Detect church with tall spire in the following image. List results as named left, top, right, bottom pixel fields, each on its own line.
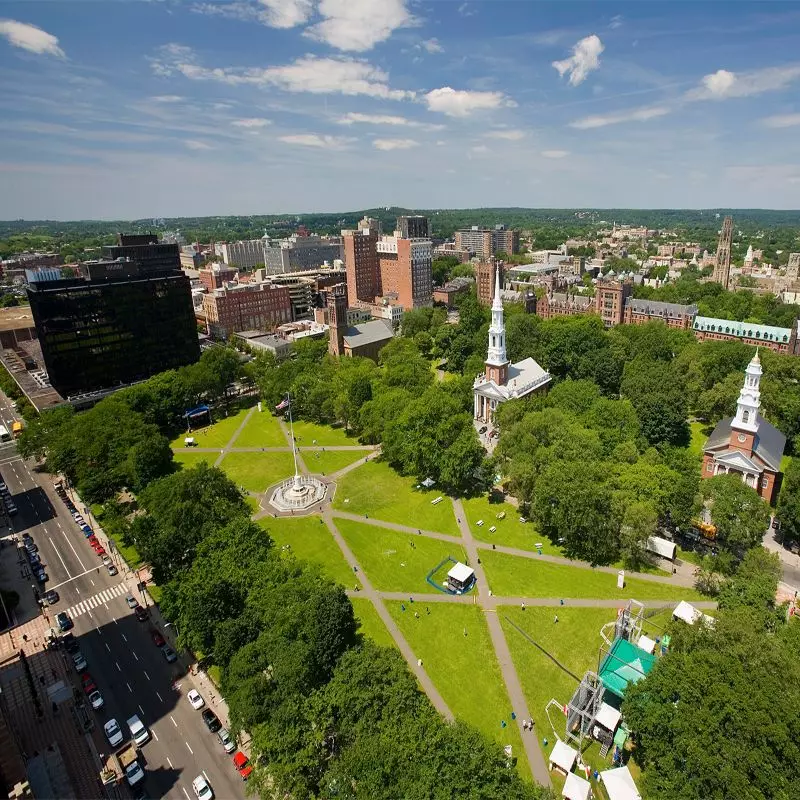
left=701, top=351, right=786, bottom=503
left=473, top=267, right=552, bottom=424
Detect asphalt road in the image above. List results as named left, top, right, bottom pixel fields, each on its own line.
left=0, top=438, right=246, bottom=799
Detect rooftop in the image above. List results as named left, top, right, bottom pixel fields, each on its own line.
left=0, top=307, right=34, bottom=332
left=693, top=315, right=794, bottom=344
left=343, top=319, right=393, bottom=349
left=626, top=298, right=698, bottom=317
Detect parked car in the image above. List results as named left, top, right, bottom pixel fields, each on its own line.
left=28, top=552, right=41, bottom=567
left=134, top=606, right=148, bottom=622
left=192, top=774, right=214, bottom=800
left=125, top=595, right=139, bottom=609
left=125, top=760, right=145, bottom=787
left=202, top=709, right=222, bottom=733
left=87, top=535, right=98, bottom=546
left=106, top=563, right=118, bottom=576
left=56, top=611, right=73, bottom=632
left=233, top=752, right=252, bottom=780
left=24, top=540, right=37, bottom=553
left=188, top=690, right=205, bottom=710
left=72, top=651, right=87, bottom=672
left=62, top=633, right=79, bottom=654
left=88, top=689, right=104, bottom=710
left=44, top=590, right=59, bottom=605
left=151, top=630, right=165, bottom=647
left=102, top=555, right=113, bottom=568
left=104, top=718, right=124, bottom=747
left=162, top=646, right=177, bottom=663
left=81, top=673, right=97, bottom=694
left=217, top=728, right=236, bottom=753
left=33, top=569, right=48, bottom=583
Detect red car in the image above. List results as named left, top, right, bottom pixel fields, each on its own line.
left=150, top=629, right=165, bottom=647
left=93, top=545, right=106, bottom=557
left=233, top=751, right=252, bottom=780
left=81, top=673, right=96, bottom=694
left=87, top=535, right=98, bottom=546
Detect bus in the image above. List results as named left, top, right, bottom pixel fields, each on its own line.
left=0, top=426, right=10, bottom=442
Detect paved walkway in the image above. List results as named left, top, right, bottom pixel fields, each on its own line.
left=213, top=407, right=255, bottom=468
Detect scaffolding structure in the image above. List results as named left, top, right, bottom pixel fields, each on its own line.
left=563, top=670, right=605, bottom=750
left=601, top=599, right=645, bottom=648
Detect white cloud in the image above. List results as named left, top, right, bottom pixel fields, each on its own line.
left=471, top=145, right=489, bottom=154
left=686, top=65, right=800, bottom=100
left=337, top=112, right=443, bottom=130
left=541, top=150, right=569, bottom=159
left=279, top=133, right=353, bottom=149
left=458, top=3, right=477, bottom=17
left=420, top=38, right=443, bottom=54
left=609, top=15, right=623, bottom=29
left=152, top=48, right=413, bottom=101
left=552, top=34, right=603, bottom=86
left=762, top=112, right=800, bottom=128
left=0, top=19, right=65, bottom=58
left=150, top=95, right=184, bottom=103
left=373, top=138, right=419, bottom=151
left=425, top=87, right=516, bottom=117
left=258, top=0, right=313, bottom=28
left=185, top=140, right=213, bottom=150
left=305, top=0, right=416, bottom=52
left=231, top=117, right=271, bottom=128
left=569, top=105, right=670, bottom=129
left=485, top=129, right=525, bottom=140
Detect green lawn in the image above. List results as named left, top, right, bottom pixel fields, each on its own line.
left=688, top=420, right=712, bottom=459
left=335, top=518, right=468, bottom=594
left=244, top=495, right=261, bottom=515
left=108, top=529, right=143, bottom=570
left=290, top=420, right=358, bottom=447
left=333, top=460, right=460, bottom=536
left=387, top=602, right=531, bottom=782
left=677, top=546, right=704, bottom=568
left=500, top=606, right=625, bottom=791
left=219, top=451, right=296, bottom=493
left=173, top=451, right=214, bottom=470
left=350, top=597, right=395, bottom=649
left=303, top=448, right=371, bottom=476
left=232, top=410, right=287, bottom=448
left=480, top=550, right=704, bottom=601
left=462, top=495, right=562, bottom=555
left=169, top=407, right=251, bottom=450
left=257, top=516, right=359, bottom=588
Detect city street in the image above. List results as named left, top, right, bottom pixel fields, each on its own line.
left=0, top=435, right=247, bottom=800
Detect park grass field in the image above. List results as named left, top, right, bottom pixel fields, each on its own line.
left=688, top=420, right=713, bottom=459
left=499, top=606, right=628, bottom=792
left=386, top=601, right=531, bottom=782
left=257, top=515, right=358, bottom=587
left=244, top=495, right=260, bottom=514
left=333, top=460, right=460, bottom=536
left=462, top=495, right=562, bottom=555
left=219, top=451, right=296, bottom=493
left=480, top=550, right=704, bottom=601
left=334, top=518, right=467, bottom=594
left=350, top=596, right=395, bottom=649
left=169, top=407, right=251, bottom=450
left=231, top=410, right=287, bottom=448
left=303, top=448, right=371, bottom=476
left=173, top=451, right=214, bottom=470
left=290, top=420, right=358, bottom=447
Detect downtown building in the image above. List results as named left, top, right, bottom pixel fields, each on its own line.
left=454, top=225, right=520, bottom=259
left=217, top=234, right=343, bottom=274
left=27, top=234, right=199, bottom=399
left=343, top=216, right=433, bottom=310
left=202, top=283, right=292, bottom=339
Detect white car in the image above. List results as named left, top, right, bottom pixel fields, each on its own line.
left=125, top=595, right=139, bottom=609
left=187, top=689, right=205, bottom=710
left=217, top=727, right=236, bottom=753
left=192, top=775, right=214, bottom=800
left=88, top=690, right=104, bottom=710
left=125, top=761, right=145, bottom=786
left=104, top=718, right=123, bottom=747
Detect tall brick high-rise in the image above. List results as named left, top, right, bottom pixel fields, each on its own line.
left=476, top=259, right=504, bottom=306
left=343, top=227, right=380, bottom=305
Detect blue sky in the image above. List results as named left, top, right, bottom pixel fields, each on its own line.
left=1, top=0, right=799, bottom=219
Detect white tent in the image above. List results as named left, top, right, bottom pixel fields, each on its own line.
left=562, top=771, right=592, bottom=800
left=600, top=765, right=641, bottom=800
left=646, top=535, right=676, bottom=560
left=637, top=634, right=656, bottom=654
left=548, top=739, right=578, bottom=776
left=673, top=600, right=715, bottom=628
left=447, top=562, right=474, bottom=584
left=594, top=702, right=622, bottom=733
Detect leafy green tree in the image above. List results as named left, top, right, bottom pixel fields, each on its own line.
left=358, top=388, right=412, bottom=444
left=126, top=433, right=174, bottom=491
left=623, top=610, right=800, bottom=800
left=545, top=378, right=601, bottom=416
left=619, top=501, right=658, bottom=570
left=717, top=547, right=783, bottom=627
left=378, top=338, right=434, bottom=393
left=695, top=371, right=741, bottom=424
left=700, top=474, right=770, bottom=552
left=776, top=457, right=800, bottom=544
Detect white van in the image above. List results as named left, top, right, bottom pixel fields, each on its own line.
left=127, top=714, right=150, bottom=746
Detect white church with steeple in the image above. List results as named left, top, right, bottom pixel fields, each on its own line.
left=473, top=267, right=552, bottom=424
left=701, top=351, right=786, bottom=503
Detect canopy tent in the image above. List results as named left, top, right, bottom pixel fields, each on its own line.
left=600, top=765, right=641, bottom=800
left=562, top=771, right=592, bottom=800
left=646, top=535, right=676, bottom=560
left=673, top=600, right=715, bottom=628
left=598, top=638, right=656, bottom=700
left=636, top=634, right=657, bottom=655
left=446, top=562, right=475, bottom=593
left=594, top=702, right=622, bottom=733
left=421, top=477, right=436, bottom=489
left=548, top=739, right=578, bottom=776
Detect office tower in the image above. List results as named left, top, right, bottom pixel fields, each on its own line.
left=454, top=224, right=519, bottom=258
left=397, top=215, right=429, bottom=240
left=27, top=234, right=199, bottom=398
left=476, top=259, right=503, bottom=306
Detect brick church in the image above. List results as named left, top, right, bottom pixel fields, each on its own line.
left=701, top=351, right=785, bottom=503
left=473, top=267, right=551, bottom=424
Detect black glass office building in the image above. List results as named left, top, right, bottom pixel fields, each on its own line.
left=27, top=235, right=200, bottom=398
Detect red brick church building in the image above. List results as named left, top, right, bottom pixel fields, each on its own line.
left=701, top=352, right=785, bottom=503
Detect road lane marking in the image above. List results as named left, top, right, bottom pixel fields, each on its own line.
left=166, top=756, right=173, bottom=767
left=126, top=682, right=133, bottom=693
left=58, top=527, right=87, bottom=571
left=121, top=633, right=127, bottom=642
left=115, top=662, right=121, bottom=672
left=182, top=787, right=190, bottom=800
left=138, top=704, right=145, bottom=716
left=48, top=566, right=103, bottom=591
left=185, top=742, right=193, bottom=755
left=203, top=771, right=209, bottom=782
left=89, top=578, right=95, bottom=586
left=104, top=603, right=108, bottom=611
left=132, top=651, right=139, bottom=661
left=143, top=671, right=150, bottom=681
left=152, top=729, right=159, bottom=742
left=170, top=715, right=177, bottom=727
left=155, top=691, right=163, bottom=702
left=105, top=643, right=110, bottom=652
left=48, top=536, right=72, bottom=578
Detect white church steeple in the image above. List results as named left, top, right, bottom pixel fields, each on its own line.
left=731, top=350, right=762, bottom=434
left=486, top=264, right=507, bottom=367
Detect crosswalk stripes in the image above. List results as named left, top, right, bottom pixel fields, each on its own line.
left=66, top=583, right=128, bottom=619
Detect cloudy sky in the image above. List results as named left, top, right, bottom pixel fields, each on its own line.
left=1, top=0, right=799, bottom=219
